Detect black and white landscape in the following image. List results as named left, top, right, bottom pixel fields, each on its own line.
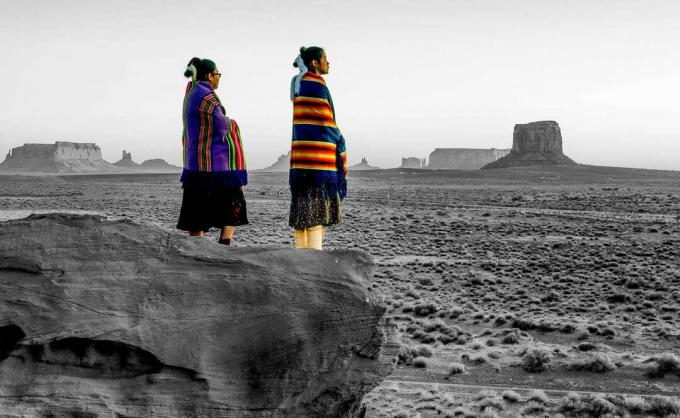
left=1, top=0, right=680, bottom=417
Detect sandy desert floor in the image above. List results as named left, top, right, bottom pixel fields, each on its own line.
left=1, top=165, right=679, bottom=417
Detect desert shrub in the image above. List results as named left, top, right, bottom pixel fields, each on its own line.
left=485, top=338, right=499, bottom=347
left=512, top=318, right=536, bottom=331
left=447, top=362, right=466, bottom=375
left=522, top=347, right=551, bottom=372
left=560, top=323, right=576, bottom=333
left=477, top=396, right=504, bottom=411
left=591, top=396, right=618, bottom=416
left=402, top=303, right=414, bottom=313
left=647, top=395, right=680, bottom=416
left=557, top=392, right=583, bottom=413
left=487, top=350, right=501, bottom=360
left=416, top=345, right=433, bottom=358
left=501, top=390, right=522, bottom=403
left=526, top=389, right=550, bottom=404
left=501, top=332, right=520, bottom=345
left=519, top=401, right=546, bottom=415
left=414, top=302, right=439, bottom=316
left=646, top=352, right=680, bottom=378
left=471, top=341, right=484, bottom=350
left=438, top=334, right=456, bottom=344
left=392, top=409, right=410, bottom=418
left=413, top=356, right=428, bottom=368
left=577, top=342, right=598, bottom=351
left=623, top=395, right=647, bottom=414
left=451, top=406, right=474, bottom=417
left=479, top=407, right=500, bottom=418
left=571, top=353, right=617, bottom=373
left=397, top=344, right=417, bottom=365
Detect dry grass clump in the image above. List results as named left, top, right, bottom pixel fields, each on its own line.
left=413, top=356, right=428, bottom=368
left=521, top=347, right=551, bottom=372
left=398, top=344, right=433, bottom=365
left=526, top=389, right=550, bottom=404
left=557, top=392, right=618, bottom=416
left=569, top=353, right=617, bottom=373
left=647, top=395, right=680, bottom=416
left=519, top=401, right=546, bottom=415
left=645, top=352, right=680, bottom=378
left=414, top=302, right=439, bottom=316
left=447, top=362, right=466, bottom=375
left=622, top=395, right=646, bottom=414
left=500, top=390, right=522, bottom=403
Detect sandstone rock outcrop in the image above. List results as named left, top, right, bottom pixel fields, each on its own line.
left=0, top=214, right=397, bottom=417
left=427, top=148, right=510, bottom=170
left=482, top=121, right=576, bottom=169
left=139, top=158, right=181, bottom=172
left=349, top=157, right=379, bottom=171
left=113, top=150, right=140, bottom=168
left=400, top=157, right=426, bottom=169
left=0, top=142, right=117, bottom=173
left=260, top=152, right=290, bottom=172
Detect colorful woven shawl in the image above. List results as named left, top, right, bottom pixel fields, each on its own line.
left=181, top=81, right=247, bottom=190
left=290, top=72, right=347, bottom=199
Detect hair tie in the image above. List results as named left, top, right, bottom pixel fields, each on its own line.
left=290, top=55, right=308, bottom=101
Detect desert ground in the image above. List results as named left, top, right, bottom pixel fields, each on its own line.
left=1, top=166, right=679, bottom=417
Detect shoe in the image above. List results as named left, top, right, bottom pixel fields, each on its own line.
left=218, top=238, right=231, bottom=246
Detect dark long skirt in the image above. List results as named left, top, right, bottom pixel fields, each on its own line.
left=289, top=188, right=342, bottom=228
left=177, top=187, right=248, bottom=232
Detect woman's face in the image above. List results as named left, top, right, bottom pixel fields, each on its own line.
left=208, top=69, right=221, bottom=89
left=314, top=52, right=329, bottom=75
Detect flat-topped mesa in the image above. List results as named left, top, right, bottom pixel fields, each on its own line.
left=401, top=157, right=426, bottom=169
left=0, top=214, right=398, bottom=417
left=482, top=121, right=577, bottom=169
left=428, top=148, right=511, bottom=170
left=0, top=142, right=116, bottom=173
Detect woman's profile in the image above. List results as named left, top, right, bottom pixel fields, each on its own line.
left=289, top=46, right=347, bottom=250
left=177, top=57, right=248, bottom=245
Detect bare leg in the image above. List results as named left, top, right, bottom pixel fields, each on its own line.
left=189, top=231, right=204, bottom=237
left=220, top=226, right=235, bottom=240
left=307, top=225, right=324, bottom=250
left=294, top=228, right=307, bottom=249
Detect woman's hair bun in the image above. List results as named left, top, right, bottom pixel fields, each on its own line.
left=183, top=57, right=202, bottom=78
left=299, top=46, right=306, bottom=55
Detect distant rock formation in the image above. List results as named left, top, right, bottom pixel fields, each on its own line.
left=482, top=121, right=577, bottom=169
left=428, top=148, right=511, bottom=170
left=260, top=151, right=290, bottom=172
left=401, top=157, right=427, bottom=169
left=139, top=158, right=181, bottom=172
left=349, top=157, right=379, bottom=171
left=0, top=213, right=397, bottom=417
left=0, top=142, right=116, bottom=173
left=113, top=150, right=139, bottom=168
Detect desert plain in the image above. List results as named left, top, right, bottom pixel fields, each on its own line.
left=1, top=165, right=679, bottom=417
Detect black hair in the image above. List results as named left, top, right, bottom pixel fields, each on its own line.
left=184, top=57, right=217, bottom=81
left=294, top=46, right=324, bottom=69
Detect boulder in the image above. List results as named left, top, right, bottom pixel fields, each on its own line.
left=0, top=214, right=397, bottom=417
left=0, top=142, right=117, bottom=173
left=482, top=121, right=576, bottom=169
left=427, top=148, right=510, bottom=170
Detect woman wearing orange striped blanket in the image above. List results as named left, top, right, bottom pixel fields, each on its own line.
left=177, top=57, right=248, bottom=245
left=289, top=46, right=347, bottom=250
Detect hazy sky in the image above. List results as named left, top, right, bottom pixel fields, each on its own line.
left=1, top=0, right=679, bottom=170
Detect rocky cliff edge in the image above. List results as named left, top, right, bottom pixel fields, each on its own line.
left=0, top=214, right=398, bottom=417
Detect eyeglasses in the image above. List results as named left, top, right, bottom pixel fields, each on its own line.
left=211, top=72, right=222, bottom=78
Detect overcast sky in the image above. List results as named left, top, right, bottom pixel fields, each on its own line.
left=1, top=0, right=678, bottom=170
